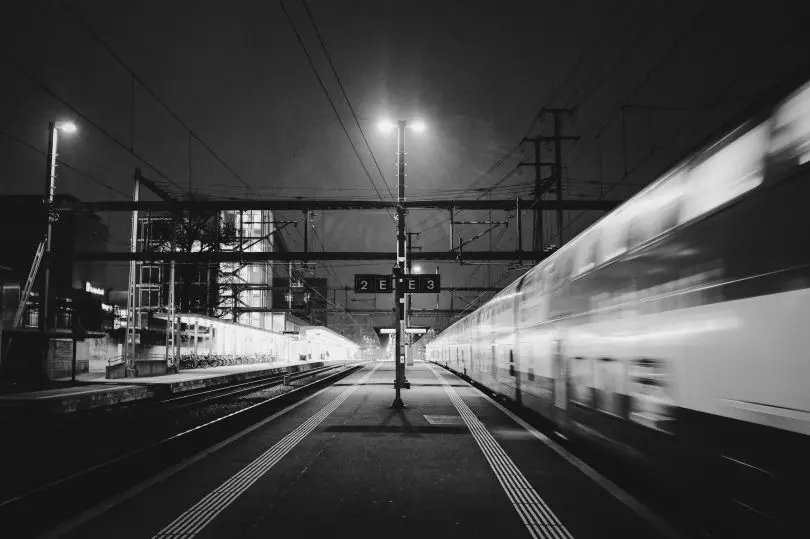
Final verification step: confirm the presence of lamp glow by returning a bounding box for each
[57,122,78,134]
[409,120,426,133]
[377,119,396,133]
[413,265,422,273]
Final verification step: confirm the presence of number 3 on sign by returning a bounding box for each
[419,274,440,292]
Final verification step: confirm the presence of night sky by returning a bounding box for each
[2,0,809,330]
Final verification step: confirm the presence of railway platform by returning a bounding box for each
[45,360,681,539]
[0,359,345,415]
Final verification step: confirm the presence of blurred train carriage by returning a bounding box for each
[427,76,810,535]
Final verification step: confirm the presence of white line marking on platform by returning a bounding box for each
[426,363,574,539]
[36,363,373,539]
[435,364,686,539]
[151,362,380,538]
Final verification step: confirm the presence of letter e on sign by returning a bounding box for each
[419,274,440,292]
[375,275,391,293]
[405,275,419,292]
[354,274,373,293]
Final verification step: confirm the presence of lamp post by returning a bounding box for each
[378,118,426,409]
[39,121,77,342]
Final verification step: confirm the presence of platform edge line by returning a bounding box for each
[34,364,372,539]
[438,363,688,539]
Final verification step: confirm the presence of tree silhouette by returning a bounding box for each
[146,194,238,316]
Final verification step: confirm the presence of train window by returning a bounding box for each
[680,122,767,224]
[596,209,630,264]
[521,265,545,295]
[627,167,686,249]
[769,81,810,168]
[572,233,597,276]
[558,254,573,285]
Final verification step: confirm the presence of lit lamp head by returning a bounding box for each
[377,119,397,134]
[407,120,426,133]
[413,265,422,274]
[56,121,78,134]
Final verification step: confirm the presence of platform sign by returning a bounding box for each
[355,273,440,293]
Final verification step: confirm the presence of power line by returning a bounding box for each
[0,130,130,198]
[4,60,187,193]
[62,3,255,194]
[450,8,633,202]
[299,0,396,203]
[564,7,664,110]
[277,0,396,226]
[555,15,810,245]
[564,3,711,169]
[290,224,365,333]
[551,64,771,246]
[411,11,638,239]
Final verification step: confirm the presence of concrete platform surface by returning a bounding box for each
[50,361,677,539]
[0,359,350,414]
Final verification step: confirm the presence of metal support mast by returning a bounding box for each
[405,232,419,368]
[550,109,568,245]
[392,120,407,409]
[39,123,57,342]
[520,108,577,255]
[123,171,140,376]
[165,213,178,371]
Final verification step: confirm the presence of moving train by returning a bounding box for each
[426,76,810,536]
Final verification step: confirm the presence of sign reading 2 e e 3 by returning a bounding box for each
[354,273,440,293]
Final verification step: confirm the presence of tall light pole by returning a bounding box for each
[378,118,425,409]
[40,121,77,342]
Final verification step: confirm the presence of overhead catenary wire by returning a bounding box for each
[299,0,396,204]
[62,2,256,194]
[408,8,651,243]
[0,130,130,198]
[440,6,644,212]
[550,55,802,247]
[4,60,187,194]
[277,0,397,226]
[564,3,711,169]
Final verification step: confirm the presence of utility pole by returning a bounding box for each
[405,232,419,368]
[123,170,140,376]
[392,120,408,409]
[39,122,57,366]
[549,109,573,245]
[520,138,553,253]
[520,108,578,254]
[38,121,78,370]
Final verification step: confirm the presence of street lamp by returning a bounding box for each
[413,265,422,273]
[40,121,78,339]
[378,117,426,409]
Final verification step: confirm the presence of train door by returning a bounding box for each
[509,349,522,406]
[552,337,567,410]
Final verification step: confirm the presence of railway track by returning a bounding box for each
[0,362,365,538]
[158,363,344,408]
